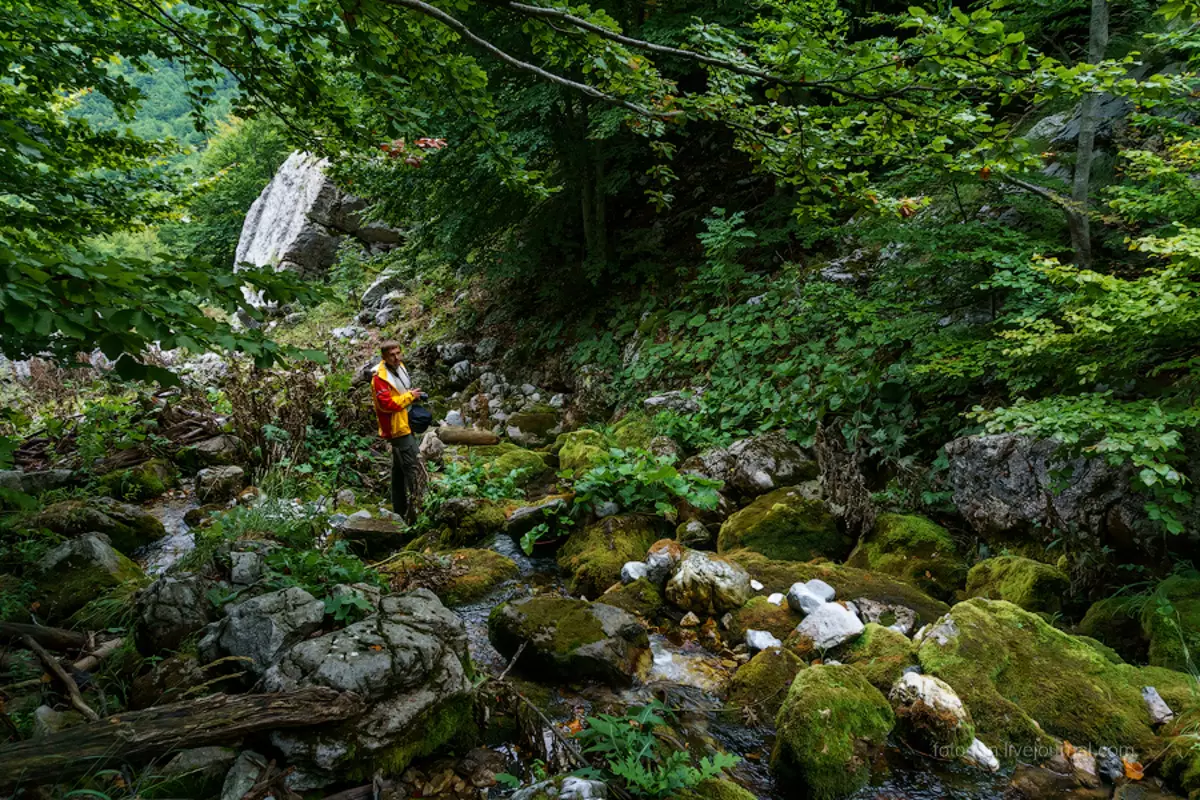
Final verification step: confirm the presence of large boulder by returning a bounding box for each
[846,513,966,600]
[196,466,247,503]
[664,550,752,616]
[385,548,519,606]
[177,435,245,471]
[0,468,75,495]
[135,572,213,655]
[555,430,608,474]
[727,595,799,642]
[558,515,663,597]
[477,443,550,486]
[488,595,649,686]
[771,664,895,799]
[729,551,950,630]
[964,555,1070,613]
[916,598,1200,756]
[33,533,145,620]
[717,487,849,563]
[35,497,165,554]
[198,587,325,675]
[264,590,473,782]
[945,433,1147,548]
[506,410,561,448]
[430,497,507,547]
[336,515,408,557]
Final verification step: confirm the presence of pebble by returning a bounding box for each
[767,592,786,606]
[964,738,1000,772]
[750,579,764,591]
[746,629,783,654]
[1143,685,1175,725]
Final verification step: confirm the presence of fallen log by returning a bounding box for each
[435,427,500,446]
[0,687,363,789]
[0,622,90,652]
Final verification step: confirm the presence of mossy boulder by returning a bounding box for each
[728,596,799,642]
[846,514,965,600]
[728,550,950,629]
[1138,577,1200,673]
[1077,597,1148,664]
[678,778,758,800]
[488,595,649,686]
[1161,736,1200,799]
[432,497,508,547]
[478,444,550,485]
[599,577,665,619]
[724,647,805,724]
[555,429,609,474]
[97,458,176,502]
[558,514,663,597]
[771,664,895,799]
[718,487,849,563]
[506,411,560,446]
[917,598,1200,757]
[611,411,657,450]
[964,555,1070,613]
[34,533,146,621]
[338,516,408,557]
[840,623,918,693]
[34,497,166,554]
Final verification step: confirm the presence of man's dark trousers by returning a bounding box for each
[391,433,419,519]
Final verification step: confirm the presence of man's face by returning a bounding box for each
[383,347,403,367]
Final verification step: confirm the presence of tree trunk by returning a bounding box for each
[0,622,92,652]
[1069,0,1109,268]
[0,688,362,789]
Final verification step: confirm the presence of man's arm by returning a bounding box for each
[373,377,416,412]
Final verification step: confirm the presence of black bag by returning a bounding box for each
[407,399,434,434]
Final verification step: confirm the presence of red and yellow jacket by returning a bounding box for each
[372,361,417,439]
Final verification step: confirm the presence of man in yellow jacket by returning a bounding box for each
[372,341,424,520]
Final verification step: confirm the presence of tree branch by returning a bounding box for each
[378,0,679,119]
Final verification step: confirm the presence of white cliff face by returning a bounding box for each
[234,152,340,277]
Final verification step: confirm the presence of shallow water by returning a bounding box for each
[139,493,200,575]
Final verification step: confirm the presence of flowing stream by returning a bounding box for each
[134,498,1012,799]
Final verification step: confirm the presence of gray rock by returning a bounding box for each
[136,572,213,654]
[196,466,247,503]
[476,338,499,360]
[35,496,165,553]
[513,776,607,800]
[645,538,684,587]
[449,360,473,388]
[33,705,83,738]
[259,592,472,783]
[437,342,471,364]
[230,551,265,586]
[35,533,146,620]
[360,273,405,309]
[520,383,538,396]
[676,520,711,548]
[795,602,864,649]
[335,489,356,507]
[550,393,566,409]
[331,324,368,341]
[964,738,1000,772]
[726,431,818,497]
[643,389,702,414]
[945,433,1147,545]
[665,550,752,615]
[787,580,834,615]
[1097,747,1124,782]
[889,672,972,748]
[199,587,325,674]
[160,746,238,793]
[443,409,465,427]
[746,629,783,653]
[221,751,268,800]
[594,500,621,519]
[1143,685,1175,725]
[620,561,649,584]
[188,435,245,468]
[768,592,786,606]
[849,597,917,637]
[1025,111,1071,141]
[505,497,570,537]
[0,468,75,495]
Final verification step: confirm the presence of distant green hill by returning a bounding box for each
[72,56,236,149]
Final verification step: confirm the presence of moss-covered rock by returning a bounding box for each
[677,778,758,800]
[846,514,965,600]
[724,647,805,724]
[917,598,1200,757]
[964,555,1070,613]
[338,516,408,557]
[506,411,560,446]
[599,577,665,619]
[728,550,950,629]
[1077,596,1147,664]
[432,497,508,547]
[771,664,895,799]
[35,497,166,554]
[558,514,663,597]
[479,444,550,485]
[1160,735,1200,799]
[840,623,918,693]
[727,595,799,642]
[33,533,146,621]
[611,411,657,450]
[488,595,649,686]
[97,458,176,502]
[1139,577,1200,673]
[718,487,849,563]
[384,548,518,606]
[556,429,609,474]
